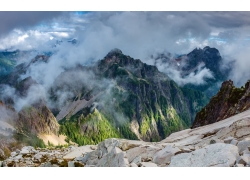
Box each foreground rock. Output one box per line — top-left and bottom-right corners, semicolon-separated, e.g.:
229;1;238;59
3;109;250;167
153;145;180;165
2;146;73;167
63;145;95;160
169;143;238;167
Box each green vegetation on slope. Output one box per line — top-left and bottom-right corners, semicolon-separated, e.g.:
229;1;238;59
13;132;46;148
59;109;122;145
0;56;16;76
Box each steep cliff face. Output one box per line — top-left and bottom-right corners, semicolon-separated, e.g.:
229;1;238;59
57;49;208;144
17;104;60;136
192;79;250;128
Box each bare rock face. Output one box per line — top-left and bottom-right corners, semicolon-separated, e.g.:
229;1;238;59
193;79;250;128
216;118;250;140
79;138;129;167
140;162;158;167
169;143;238;167
126;147;146;163
96;150;128;167
63;145;96;160
237;138;250;155
17;105;60;135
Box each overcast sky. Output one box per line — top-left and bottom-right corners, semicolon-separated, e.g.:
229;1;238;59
1;11;250;86
1;12;250;54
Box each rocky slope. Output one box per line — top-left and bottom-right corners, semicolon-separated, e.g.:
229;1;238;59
2;108;250;167
192;79;250;128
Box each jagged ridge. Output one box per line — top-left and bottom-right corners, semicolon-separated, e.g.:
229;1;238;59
192;79;250;128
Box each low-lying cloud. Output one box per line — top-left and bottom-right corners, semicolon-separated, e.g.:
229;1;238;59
0;83;46;112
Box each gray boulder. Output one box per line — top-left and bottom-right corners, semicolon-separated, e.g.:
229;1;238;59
153;145;180;165
11;152;17;157
13;155;23;161
237;138;250;154
34;153;43;161
230;139;238;146
63;145;94;160
235;164;244;167
20;149;30;155
126;147;146;163
74;156;85;161
96;152;128;167
224;137;234;144
236;156;248;165
68;161;75;167
130;162;138;167
141;162;158;167
118;139;149;151
40;162;52;167
169;143;238;167
131;156;141;164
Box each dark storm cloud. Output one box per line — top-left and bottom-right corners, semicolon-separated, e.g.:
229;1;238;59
0;11;63;36
199;12;250;28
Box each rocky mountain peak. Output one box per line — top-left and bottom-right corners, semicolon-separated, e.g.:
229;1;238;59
187;46;222;67
221;79;234;89
103;48;135;66
105;48;123;58
97;49;161;80
202;46;211;51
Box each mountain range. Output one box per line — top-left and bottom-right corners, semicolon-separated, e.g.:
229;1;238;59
0;46;246;163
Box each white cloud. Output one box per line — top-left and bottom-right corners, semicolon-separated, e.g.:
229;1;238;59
156;58;214;86
0;83;46;112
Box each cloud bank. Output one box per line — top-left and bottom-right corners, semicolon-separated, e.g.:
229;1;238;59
1;11;250;110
